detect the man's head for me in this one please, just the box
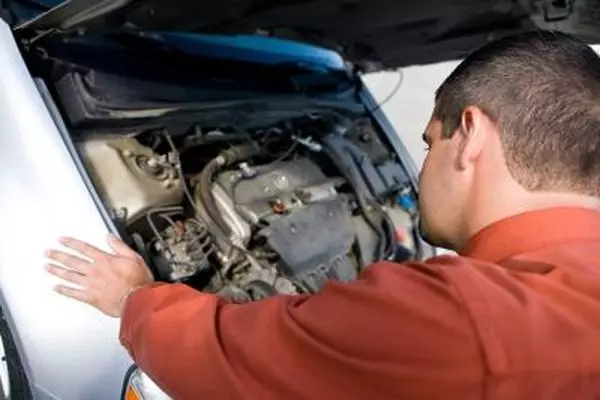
[418,30,600,250]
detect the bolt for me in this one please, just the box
[147,157,159,168]
[274,175,289,189]
[217,252,229,264]
[114,207,127,219]
[271,199,286,214]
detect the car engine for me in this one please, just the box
[77,117,421,301]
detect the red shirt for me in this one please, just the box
[120,207,600,399]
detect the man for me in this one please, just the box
[45,30,600,399]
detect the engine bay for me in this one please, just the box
[76,116,421,302]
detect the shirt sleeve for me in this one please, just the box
[119,260,482,400]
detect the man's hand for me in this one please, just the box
[45,234,154,317]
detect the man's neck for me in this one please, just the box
[458,191,600,253]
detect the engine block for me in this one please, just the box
[215,158,334,221]
[207,158,339,241]
[207,158,357,292]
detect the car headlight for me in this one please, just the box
[123,367,171,400]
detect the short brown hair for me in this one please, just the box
[433,30,600,196]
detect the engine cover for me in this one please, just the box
[258,197,357,291]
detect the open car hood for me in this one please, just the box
[14,0,600,70]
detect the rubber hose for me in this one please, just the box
[322,145,389,260]
[220,143,260,166]
[198,144,262,239]
[199,159,227,234]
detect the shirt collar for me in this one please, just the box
[460,207,600,263]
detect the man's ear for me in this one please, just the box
[456,106,490,170]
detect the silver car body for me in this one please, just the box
[0,19,131,399]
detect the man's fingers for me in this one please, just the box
[53,284,92,304]
[45,249,90,272]
[45,263,88,286]
[58,237,109,260]
[107,234,138,258]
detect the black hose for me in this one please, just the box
[198,158,227,235]
[198,143,262,239]
[220,143,262,166]
[321,145,390,261]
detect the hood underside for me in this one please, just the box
[14,0,600,70]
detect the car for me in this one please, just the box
[0,0,595,398]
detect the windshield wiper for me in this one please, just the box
[92,94,366,121]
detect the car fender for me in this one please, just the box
[0,19,132,400]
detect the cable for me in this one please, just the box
[145,206,184,252]
[163,132,198,213]
[321,143,391,261]
[363,69,404,115]
[157,213,178,228]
